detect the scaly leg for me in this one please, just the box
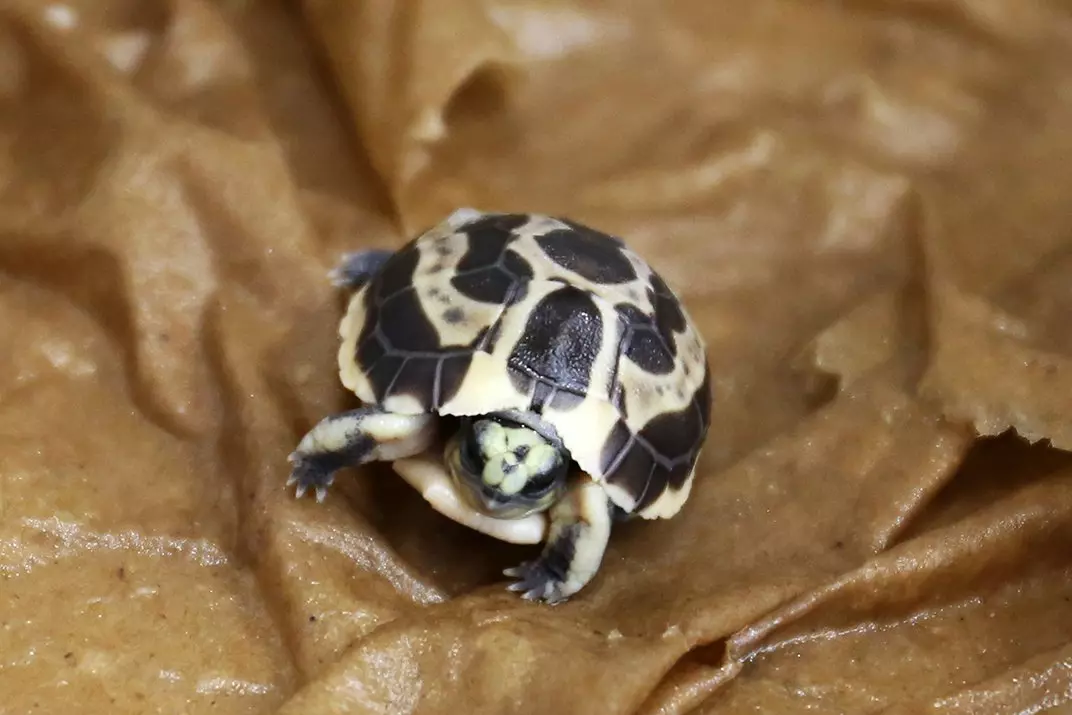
[287,407,437,502]
[504,474,613,604]
[328,249,394,290]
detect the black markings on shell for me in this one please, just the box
[391,358,440,399]
[374,242,423,301]
[350,239,479,410]
[356,329,385,369]
[378,294,440,352]
[508,285,603,412]
[598,361,712,512]
[649,273,687,355]
[554,217,624,245]
[535,226,637,285]
[451,214,534,305]
[638,400,705,478]
[599,420,632,477]
[437,355,473,407]
[615,303,676,375]
[606,438,658,509]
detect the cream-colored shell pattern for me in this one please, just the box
[337,209,711,520]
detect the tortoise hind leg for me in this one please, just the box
[329,249,394,290]
[287,407,436,502]
[504,474,613,604]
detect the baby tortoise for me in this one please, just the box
[288,209,711,603]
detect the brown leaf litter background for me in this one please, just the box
[1,1,1071,713]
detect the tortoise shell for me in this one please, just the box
[336,210,712,519]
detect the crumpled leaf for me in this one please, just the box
[2,0,1071,713]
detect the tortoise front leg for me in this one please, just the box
[287,407,437,502]
[329,249,394,290]
[504,474,613,604]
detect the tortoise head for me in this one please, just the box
[446,416,569,519]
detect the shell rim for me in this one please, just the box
[334,212,710,520]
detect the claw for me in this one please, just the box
[294,483,308,500]
[315,485,328,503]
[504,559,568,604]
[286,473,298,487]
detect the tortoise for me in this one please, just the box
[287,208,712,603]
